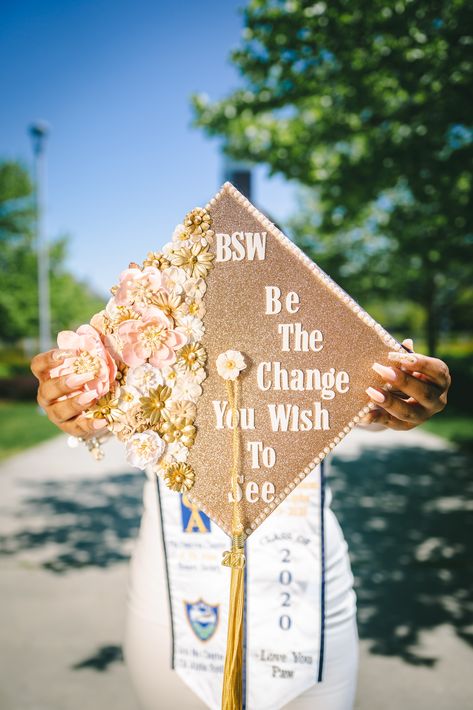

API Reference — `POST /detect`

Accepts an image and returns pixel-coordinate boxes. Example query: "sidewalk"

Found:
[0,427,472,709]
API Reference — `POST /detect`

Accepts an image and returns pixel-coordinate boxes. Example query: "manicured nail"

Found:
[76,390,98,406]
[66,372,95,388]
[372,362,397,381]
[92,419,108,429]
[366,386,386,403]
[388,351,417,365]
[53,349,73,361]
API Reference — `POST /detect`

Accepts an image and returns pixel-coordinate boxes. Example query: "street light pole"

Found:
[29,121,51,353]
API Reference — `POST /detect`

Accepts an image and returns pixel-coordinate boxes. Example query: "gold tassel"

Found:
[221,378,245,710]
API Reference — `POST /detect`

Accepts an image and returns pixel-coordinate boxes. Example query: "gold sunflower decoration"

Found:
[163,462,196,493]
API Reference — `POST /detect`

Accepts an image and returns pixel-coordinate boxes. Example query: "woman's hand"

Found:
[363,339,451,430]
[30,349,108,438]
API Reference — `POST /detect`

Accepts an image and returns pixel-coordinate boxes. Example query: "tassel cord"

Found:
[221,377,245,710]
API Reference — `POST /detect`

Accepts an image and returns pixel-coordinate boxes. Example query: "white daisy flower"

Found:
[175,315,205,343]
[216,350,246,381]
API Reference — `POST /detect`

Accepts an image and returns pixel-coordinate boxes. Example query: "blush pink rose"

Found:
[118,306,187,368]
[114,266,165,308]
[50,324,117,399]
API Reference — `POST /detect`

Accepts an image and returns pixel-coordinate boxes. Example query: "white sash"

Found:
[157,462,326,710]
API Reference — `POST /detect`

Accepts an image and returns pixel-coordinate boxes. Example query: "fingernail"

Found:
[76,390,98,406]
[366,386,386,403]
[372,362,398,381]
[53,349,73,361]
[66,372,95,387]
[92,419,108,429]
[388,351,417,365]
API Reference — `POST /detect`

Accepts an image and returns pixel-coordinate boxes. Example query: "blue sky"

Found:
[0,0,296,294]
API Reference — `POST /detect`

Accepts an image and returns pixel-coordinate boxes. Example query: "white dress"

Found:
[124,464,359,710]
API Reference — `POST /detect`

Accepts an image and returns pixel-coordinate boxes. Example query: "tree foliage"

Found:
[0,161,105,345]
[193,0,473,353]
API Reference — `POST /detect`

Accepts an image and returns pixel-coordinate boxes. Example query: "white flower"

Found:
[153,461,168,479]
[161,365,178,388]
[187,366,206,384]
[175,315,205,343]
[162,241,174,257]
[162,266,187,295]
[163,440,188,463]
[216,350,246,381]
[172,376,203,403]
[183,277,206,299]
[172,223,190,246]
[126,363,164,393]
[125,430,165,469]
[182,298,206,319]
[118,385,141,411]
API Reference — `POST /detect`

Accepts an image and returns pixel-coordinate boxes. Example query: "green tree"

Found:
[0,160,105,345]
[193,0,473,354]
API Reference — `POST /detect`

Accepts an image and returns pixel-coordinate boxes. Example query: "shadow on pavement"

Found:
[0,471,143,572]
[72,644,124,672]
[329,444,473,665]
[1,444,472,666]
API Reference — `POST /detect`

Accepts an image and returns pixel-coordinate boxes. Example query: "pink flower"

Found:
[118,306,187,368]
[50,324,117,399]
[114,266,165,308]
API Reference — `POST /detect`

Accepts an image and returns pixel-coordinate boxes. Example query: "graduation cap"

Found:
[55,182,403,708]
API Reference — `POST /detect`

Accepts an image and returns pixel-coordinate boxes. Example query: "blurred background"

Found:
[0,1,472,709]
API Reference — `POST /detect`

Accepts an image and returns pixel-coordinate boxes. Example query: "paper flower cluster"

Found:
[52,207,215,490]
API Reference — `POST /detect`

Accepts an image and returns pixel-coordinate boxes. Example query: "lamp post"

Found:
[29,121,51,353]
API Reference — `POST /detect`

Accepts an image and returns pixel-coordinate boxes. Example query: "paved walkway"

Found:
[0,427,471,709]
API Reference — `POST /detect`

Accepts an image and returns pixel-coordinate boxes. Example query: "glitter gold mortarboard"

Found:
[51,182,403,709]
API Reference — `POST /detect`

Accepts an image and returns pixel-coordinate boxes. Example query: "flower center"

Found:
[141,324,167,351]
[73,351,100,375]
[226,360,235,369]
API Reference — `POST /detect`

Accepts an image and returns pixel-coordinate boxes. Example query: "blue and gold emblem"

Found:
[184,599,219,641]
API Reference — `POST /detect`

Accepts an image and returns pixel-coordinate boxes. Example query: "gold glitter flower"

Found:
[169,243,214,279]
[143,251,171,270]
[183,207,214,244]
[149,290,184,322]
[163,462,196,493]
[160,415,196,448]
[85,389,123,424]
[176,343,207,372]
[139,385,172,427]
[169,399,196,422]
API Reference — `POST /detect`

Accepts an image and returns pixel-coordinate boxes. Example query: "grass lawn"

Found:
[0,401,61,462]
[422,411,473,451]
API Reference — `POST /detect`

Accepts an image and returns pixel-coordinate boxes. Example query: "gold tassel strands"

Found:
[221,374,246,710]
